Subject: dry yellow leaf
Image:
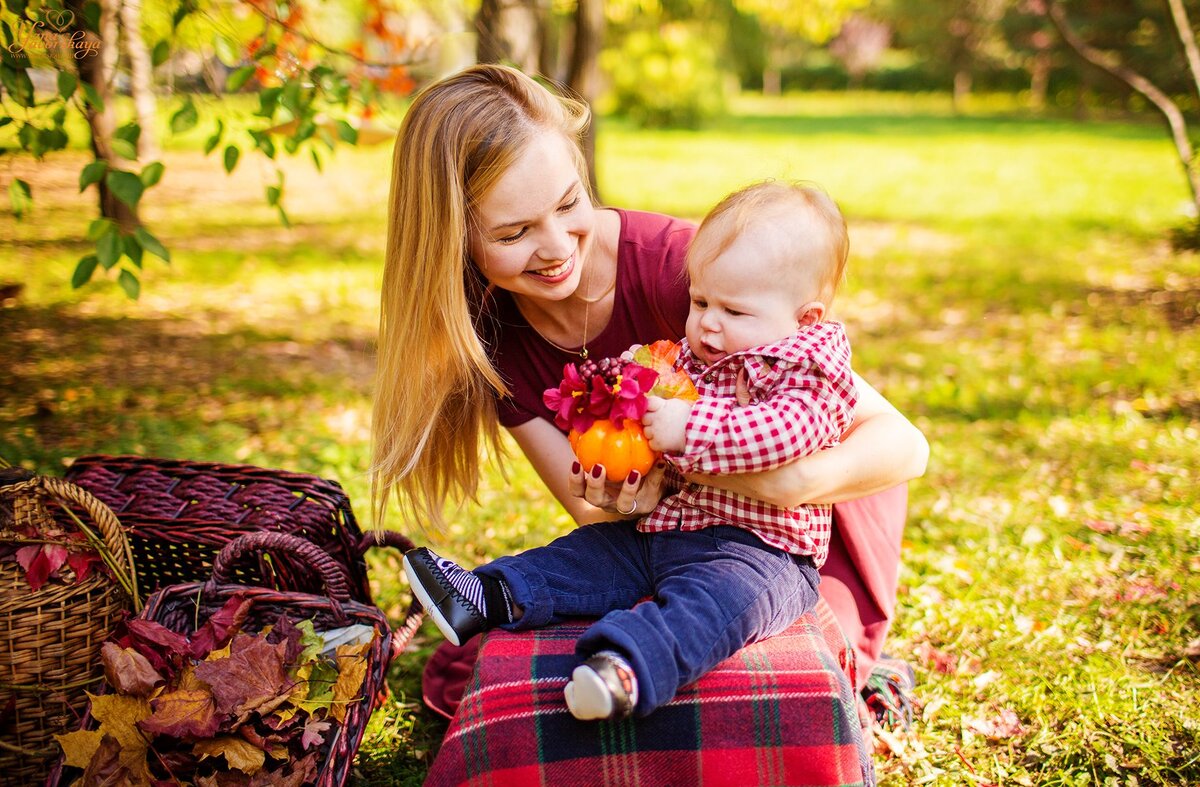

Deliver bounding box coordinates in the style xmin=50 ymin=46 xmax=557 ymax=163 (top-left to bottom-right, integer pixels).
xmin=54 ymin=729 xmax=104 ymax=768
xmin=193 ymin=735 xmax=267 ymax=775
xmin=330 ymin=640 xmax=372 ymax=724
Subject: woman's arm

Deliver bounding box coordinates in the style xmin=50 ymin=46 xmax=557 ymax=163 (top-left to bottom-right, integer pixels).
xmin=508 ymin=418 xmax=669 ymax=524
xmin=683 ymin=373 xmax=928 ymax=507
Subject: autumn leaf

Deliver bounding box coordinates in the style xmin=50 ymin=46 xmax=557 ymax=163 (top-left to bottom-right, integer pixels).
xmin=87 ymin=693 xmax=153 ymax=779
xmin=189 ymin=595 xmax=253 ymax=660
xmin=139 ymin=686 xmax=221 ymax=739
xmin=55 ymin=728 xmax=105 ymax=768
xmin=964 ymin=707 xmax=1025 ymax=740
xmin=193 ymin=735 xmax=267 ymax=775
xmin=115 ymin=619 xmax=191 ymax=673
xmin=101 ymin=642 xmax=164 ymax=696
xmin=329 ymin=640 xmax=372 ymax=723
xmin=295 ymin=657 xmax=338 ymax=717
xmin=79 ymin=733 xmax=143 ymax=786
xmin=194 ymin=633 xmax=293 ymax=722
xmin=15 ymin=543 xmax=68 ymax=590
xmin=299 ymin=717 xmax=330 ymax=750
xmin=632 ymin=340 xmax=699 ymax=401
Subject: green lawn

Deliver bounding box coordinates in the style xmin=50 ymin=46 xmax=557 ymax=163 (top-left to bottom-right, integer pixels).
xmin=2 ymin=92 xmax=1198 ymax=785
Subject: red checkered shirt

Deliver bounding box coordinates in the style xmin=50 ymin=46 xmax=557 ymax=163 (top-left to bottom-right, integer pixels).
xmin=639 ymin=322 xmax=857 ymax=566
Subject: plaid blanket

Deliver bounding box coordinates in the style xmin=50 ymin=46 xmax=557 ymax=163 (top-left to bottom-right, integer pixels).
xmin=425 ymin=600 xmax=875 ymax=787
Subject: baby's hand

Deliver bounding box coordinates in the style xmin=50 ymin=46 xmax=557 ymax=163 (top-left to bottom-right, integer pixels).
xmin=642 ymin=396 xmax=691 ymax=453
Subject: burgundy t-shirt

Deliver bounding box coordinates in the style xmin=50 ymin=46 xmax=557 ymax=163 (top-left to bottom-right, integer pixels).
xmin=483 ymin=208 xmax=696 ymax=429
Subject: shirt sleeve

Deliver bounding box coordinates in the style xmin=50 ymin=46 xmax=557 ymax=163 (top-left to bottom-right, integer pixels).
xmin=669 ymin=363 xmax=855 ymax=476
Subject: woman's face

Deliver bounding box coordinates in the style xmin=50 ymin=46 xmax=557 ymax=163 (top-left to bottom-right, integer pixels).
xmin=467 ymin=130 xmax=596 ymax=302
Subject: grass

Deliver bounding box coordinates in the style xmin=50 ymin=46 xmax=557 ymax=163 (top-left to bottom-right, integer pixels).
xmin=2 ymin=91 xmax=1198 ymax=785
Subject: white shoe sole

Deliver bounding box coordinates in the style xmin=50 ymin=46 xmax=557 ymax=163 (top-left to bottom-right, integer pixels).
xmin=564 ymin=664 xmax=615 ymax=720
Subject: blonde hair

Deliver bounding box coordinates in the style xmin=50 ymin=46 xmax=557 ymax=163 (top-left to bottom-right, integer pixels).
xmin=371 ymin=64 xmax=591 ymax=530
xmin=690 ymin=181 xmax=849 ymax=306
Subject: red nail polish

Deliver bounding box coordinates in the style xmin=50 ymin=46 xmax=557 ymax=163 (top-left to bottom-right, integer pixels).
xmin=571 ymin=461 xmax=581 ymax=475
xmin=591 ymin=464 xmax=604 ymax=479
xmin=627 ymin=470 xmax=640 ymax=484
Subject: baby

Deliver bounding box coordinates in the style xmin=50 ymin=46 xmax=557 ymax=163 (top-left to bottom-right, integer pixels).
xmin=405 ymin=181 xmax=857 ymax=721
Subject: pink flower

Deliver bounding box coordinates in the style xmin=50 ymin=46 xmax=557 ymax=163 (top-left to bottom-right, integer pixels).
xmin=608 ymin=363 xmax=658 ymax=426
xmin=543 ymin=363 xmax=589 ymax=432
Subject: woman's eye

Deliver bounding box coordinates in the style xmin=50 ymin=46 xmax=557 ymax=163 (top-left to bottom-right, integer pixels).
xmin=498 ymin=228 xmax=528 ymax=244
xmin=557 ymin=197 xmax=580 ymax=213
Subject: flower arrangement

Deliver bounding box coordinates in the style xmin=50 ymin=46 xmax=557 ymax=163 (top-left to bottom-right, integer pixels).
xmin=543 ymin=341 xmax=698 ymax=482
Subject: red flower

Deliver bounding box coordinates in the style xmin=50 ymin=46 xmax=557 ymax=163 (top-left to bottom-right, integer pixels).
xmin=608 ymin=363 xmax=658 ymax=426
xmin=544 ymin=357 xmax=660 ymax=432
xmin=543 ymin=363 xmax=590 ymax=432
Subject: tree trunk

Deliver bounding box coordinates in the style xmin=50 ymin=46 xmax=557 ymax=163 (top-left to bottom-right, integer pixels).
xmin=566 ymin=0 xmax=603 ymax=200
xmin=1029 ymin=50 xmax=1050 ymax=111
xmin=1044 ymin=0 xmax=1200 ymax=216
xmin=119 ymin=0 xmax=159 ymax=160
xmin=952 ymin=69 xmax=972 ymax=113
xmin=475 ymin=0 xmax=504 ymax=64
xmin=69 ymin=0 xmax=140 ymax=232
xmin=762 ymin=68 xmax=781 ymax=96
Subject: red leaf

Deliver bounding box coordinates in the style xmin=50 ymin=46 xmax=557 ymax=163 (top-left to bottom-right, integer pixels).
xmin=116 ymin=619 xmax=191 ymax=673
xmin=193 ymin=634 xmax=293 ymax=721
xmin=139 ymin=686 xmax=221 ymax=739
xmin=66 ymin=550 xmax=103 ymax=584
xmin=965 ymin=707 xmax=1025 ymax=740
xmin=15 ymin=544 xmax=67 ymax=591
xmin=189 ymin=595 xmax=253 ymax=660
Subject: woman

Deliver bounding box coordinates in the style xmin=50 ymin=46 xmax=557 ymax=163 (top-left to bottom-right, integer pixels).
xmin=371 ymin=64 xmax=928 ymax=717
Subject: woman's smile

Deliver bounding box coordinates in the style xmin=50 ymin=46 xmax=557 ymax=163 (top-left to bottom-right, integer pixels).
xmin=527 ymin=253 xmax=576 ymax=283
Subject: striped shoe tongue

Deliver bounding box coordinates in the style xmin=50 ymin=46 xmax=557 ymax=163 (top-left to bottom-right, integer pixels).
xmin=434 ymin=556 xmax=487 ymax=615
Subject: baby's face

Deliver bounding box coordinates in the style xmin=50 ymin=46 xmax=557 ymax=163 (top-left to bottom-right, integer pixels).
xmin=685 ymin=230 xmax=806 ymax=366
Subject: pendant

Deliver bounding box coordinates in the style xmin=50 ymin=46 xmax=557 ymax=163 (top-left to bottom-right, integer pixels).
xmin=579 ymin=348 xmax=589 ymax=360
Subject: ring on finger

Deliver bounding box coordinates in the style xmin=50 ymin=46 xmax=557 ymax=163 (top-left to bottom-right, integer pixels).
xmin=616 ymin=499 xmax=638 ymax=516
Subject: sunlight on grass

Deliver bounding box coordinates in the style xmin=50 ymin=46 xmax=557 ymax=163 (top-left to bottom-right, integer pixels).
xmin=2 ymin=93 xmax=1198 ymax=785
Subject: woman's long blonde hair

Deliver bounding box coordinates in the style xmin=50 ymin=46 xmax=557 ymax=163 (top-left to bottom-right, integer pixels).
xmin=372 ymin=64 xmax=591 ymax=530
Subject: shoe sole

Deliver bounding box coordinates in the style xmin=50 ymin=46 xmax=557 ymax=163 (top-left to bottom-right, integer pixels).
xmin=403 ymin=552 xmax=466 ymax=647
xmin=564 ymin=664 xmax=614 ymax=721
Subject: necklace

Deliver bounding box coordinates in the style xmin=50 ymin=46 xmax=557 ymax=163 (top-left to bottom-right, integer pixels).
xmin=524 ymin=259 xmax=613 ymax=359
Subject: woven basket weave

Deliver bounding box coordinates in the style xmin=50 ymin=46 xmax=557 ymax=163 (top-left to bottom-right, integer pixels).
xmin=64 ymin=454 xmax=423 ymax=655
xmin=0 ymin=470 xmax=135 ymax=787
xmin=48 ymin=531 xmax=398 ymax=787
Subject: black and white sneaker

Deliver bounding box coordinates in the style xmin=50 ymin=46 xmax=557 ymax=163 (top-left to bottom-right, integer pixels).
xmin=564 ymin=650 xmax=639 ymax=721
xmin=403 ymin=547 xmax=487 ymax=647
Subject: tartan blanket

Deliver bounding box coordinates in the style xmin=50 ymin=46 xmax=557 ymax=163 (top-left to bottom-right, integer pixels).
xmin=425 ymin=600 xmax=875 ymax=787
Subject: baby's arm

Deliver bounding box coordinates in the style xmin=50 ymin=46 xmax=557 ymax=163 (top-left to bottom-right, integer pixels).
xmin=671 ymin=364 xmax=854 ymax=477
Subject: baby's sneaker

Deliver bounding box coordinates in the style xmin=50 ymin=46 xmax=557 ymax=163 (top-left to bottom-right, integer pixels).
xmin=564 ymin=650 xmax=638 ymax=721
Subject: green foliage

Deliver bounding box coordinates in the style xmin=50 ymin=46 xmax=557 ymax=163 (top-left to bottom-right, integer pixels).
xmin=602 ymin=22 xmax=729 ymax=128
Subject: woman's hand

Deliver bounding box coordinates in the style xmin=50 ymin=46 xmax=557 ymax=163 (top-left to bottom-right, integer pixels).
xmin=568 ymin=459 xmax=669 ymax=521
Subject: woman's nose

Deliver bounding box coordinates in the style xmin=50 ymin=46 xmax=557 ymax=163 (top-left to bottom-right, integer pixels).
xmin=537 ymin=217 xmax=573 ymax=261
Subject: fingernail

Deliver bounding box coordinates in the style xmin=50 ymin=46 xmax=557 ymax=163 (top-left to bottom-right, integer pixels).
xmin=591 ymin=464 xmax=604 ymax=479
xmin=571 ymin=461 xmax=581 ymax=475
xmin=626 ymin=470 xmax=640 ymax=484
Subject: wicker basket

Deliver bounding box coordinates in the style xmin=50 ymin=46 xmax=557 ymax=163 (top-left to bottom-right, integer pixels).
xmin=48 ymin=531 xmax=400 ymax=787
xmin=65 ymin=454 xmax=423 ymax=658
xmin=0 ymin=469 xmax=136 ymax=787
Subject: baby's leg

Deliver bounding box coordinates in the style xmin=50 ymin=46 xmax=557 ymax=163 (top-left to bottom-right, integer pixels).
xmin=576 ymin=525 xmax=819 ymax=716
xmin=478 ymin=519 xmax=655 ymax=629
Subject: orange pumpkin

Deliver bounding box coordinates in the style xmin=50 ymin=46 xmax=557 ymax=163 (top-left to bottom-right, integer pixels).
xmin=568 ymin=419 xmax=658 ymax=483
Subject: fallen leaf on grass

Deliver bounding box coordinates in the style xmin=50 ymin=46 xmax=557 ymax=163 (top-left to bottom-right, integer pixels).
xmin=913 ymin=641 xmax=956 ymax=674
xmin=964 ymin=707 xmax=1025 ymax=740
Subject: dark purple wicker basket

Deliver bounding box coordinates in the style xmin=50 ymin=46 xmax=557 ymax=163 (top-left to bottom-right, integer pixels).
xmin=64 ymin=454 xmax=423 ymax=656
xmin=47 ymin=532 xmax=396 ymax=787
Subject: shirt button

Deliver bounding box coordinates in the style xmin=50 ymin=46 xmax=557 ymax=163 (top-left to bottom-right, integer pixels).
xmin=704 ymin=373 xmax=714 ymax=382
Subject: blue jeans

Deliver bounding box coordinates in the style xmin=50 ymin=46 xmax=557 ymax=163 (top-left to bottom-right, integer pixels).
xmin=476 ymin=520 xmax=820 ymax=717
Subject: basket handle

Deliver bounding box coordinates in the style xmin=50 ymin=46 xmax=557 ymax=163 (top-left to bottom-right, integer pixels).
xmin=356 ymin=530 xmax=425 ymax=655
xmin=210 ymin=531 xmax=352 ymax=601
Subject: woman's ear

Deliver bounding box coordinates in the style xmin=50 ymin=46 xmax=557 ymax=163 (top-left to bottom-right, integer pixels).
xmin=796 ymin=301 xmax=826 ymax=326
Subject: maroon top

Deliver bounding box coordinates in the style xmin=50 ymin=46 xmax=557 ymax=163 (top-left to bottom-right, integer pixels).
xmin=482 ymin=208 xmax=696 ymax=429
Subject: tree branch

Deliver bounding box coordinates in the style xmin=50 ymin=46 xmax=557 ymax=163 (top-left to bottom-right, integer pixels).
xmin=1167 ymin=0 xmax=1200 ymax=102
xmin=1041 ymin=0 xmax=1200 ymax=210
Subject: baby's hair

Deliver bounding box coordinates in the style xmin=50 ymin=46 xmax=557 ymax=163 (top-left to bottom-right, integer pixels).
xmin=690 ymin=180 xmax=849 ymax=304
